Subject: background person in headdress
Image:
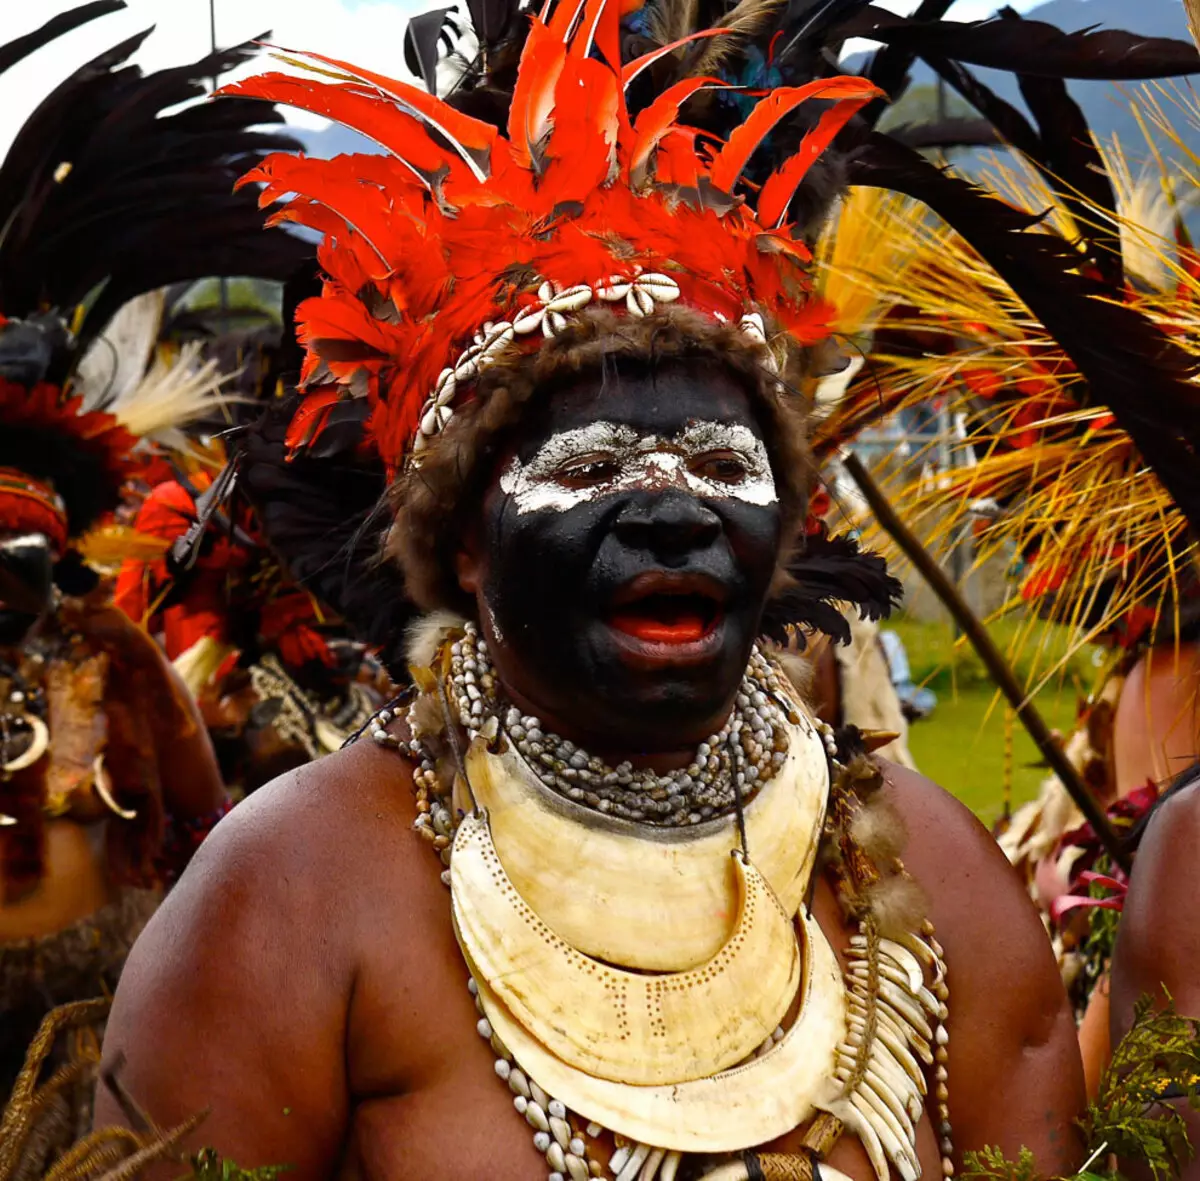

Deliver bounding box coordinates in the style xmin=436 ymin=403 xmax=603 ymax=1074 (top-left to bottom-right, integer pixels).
xmin=0 ymin=0 xmax=307 ymax=1155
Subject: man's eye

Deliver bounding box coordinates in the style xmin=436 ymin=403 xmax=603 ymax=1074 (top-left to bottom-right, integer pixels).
xmin=692 ymin=452 xmax=749 ymax=484
xmin=555 ymin=458 xmax=620 ymax=488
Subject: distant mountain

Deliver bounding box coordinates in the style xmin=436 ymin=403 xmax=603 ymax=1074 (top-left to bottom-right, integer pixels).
xmin=846 ymin=0 xmax=1200 ymax=163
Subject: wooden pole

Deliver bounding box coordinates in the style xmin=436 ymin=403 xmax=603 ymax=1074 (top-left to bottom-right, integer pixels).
xmin=842 ymin=450 xmax=1130 ymax=873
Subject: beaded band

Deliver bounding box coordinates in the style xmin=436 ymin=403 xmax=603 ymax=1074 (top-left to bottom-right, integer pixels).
xmin=410 ymin=269 xmax=779 ymax=459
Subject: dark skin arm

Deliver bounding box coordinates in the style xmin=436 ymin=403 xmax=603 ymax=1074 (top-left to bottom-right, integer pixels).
xmin=1110 ymin=781 xmax=1200 ymax=1181
xmin=93 ymin=745 xmax=388 ymax=1176
xmin=885 ymin=763 xmax=1087 ymax=1175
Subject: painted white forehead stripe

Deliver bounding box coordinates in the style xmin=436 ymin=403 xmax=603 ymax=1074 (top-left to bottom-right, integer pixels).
xmin=499 ymin=420 xmax=778 ymax=515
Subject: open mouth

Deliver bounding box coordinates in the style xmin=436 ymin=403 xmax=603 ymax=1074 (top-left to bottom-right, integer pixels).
xmin=607 ymin=574 xmax=727 ymax=646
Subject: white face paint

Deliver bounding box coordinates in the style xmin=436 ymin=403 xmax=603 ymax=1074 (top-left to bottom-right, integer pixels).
xmin=498 ymin=420 xmax=778 ymax=515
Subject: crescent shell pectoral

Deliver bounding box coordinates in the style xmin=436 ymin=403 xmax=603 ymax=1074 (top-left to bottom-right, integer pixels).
xmin=467 ymin=908 xmax=847 ymax=1154
xmin=1 ymin=712 xmax=49 ymax=774
xmin=451 ymin=811 xmax=801 ymax=1087
xmin=466 ymin=705 xmax=829 ymax=971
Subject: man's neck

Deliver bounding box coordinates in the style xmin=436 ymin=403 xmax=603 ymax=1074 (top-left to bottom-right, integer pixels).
xmin=495 ymin=677 xmax=729 ymax=773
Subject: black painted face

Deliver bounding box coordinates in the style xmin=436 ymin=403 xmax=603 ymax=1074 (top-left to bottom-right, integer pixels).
xmin=458 ymin=361 xmax=783 ymax=753
xmin=0 ymin=531 xmax=54 ymax=648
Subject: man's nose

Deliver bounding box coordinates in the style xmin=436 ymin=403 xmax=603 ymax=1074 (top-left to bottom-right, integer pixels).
xmin=612 ymin=489 xmax=721 ymax=560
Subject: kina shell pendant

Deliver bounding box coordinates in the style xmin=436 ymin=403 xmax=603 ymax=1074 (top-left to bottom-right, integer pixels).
xmin=465 ymin=706 xmax=829 ymax=972
xmin=465 ymin=904 xmax=847 ymax=1154
xmin=451 ymin=811 xmax=801 ymax=1086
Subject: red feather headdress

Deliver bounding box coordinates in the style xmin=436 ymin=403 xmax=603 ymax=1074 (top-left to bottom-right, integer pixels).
xmin=224 ymin=0 xmax=880 ymax=474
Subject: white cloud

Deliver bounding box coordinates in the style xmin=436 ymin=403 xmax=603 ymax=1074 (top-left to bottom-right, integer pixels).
xmin=0 ymin=0 xmax=428 ymax=153
xmin=0 ymin=0 xmax=1045 ymax=156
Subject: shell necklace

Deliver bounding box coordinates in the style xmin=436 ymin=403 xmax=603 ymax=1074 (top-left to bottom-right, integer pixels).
xmin=446 ymin=622 xmax=793 ymax=826
xmin=376 ymin=626 xmax=954 ymax=1181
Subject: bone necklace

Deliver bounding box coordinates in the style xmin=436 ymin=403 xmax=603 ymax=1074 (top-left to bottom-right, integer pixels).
xmin=383 ymin=630 xmax=954 ymax=1181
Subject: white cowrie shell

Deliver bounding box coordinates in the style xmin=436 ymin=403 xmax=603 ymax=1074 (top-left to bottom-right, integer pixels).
xmin=637 ymin=273 xmax=680 ymax=301
xmin=537 ymin=279 xmax=558 ymax=302
xmin=412 ymin=430 xmax=429 ymax=452
xmin=627 ymin=286 xmax=655 ymax=317
xmin=420 ymin=405 xmax=440 ymax=437
xmin=512 ymin=306 xmax=545 ymax=334
xmin=435 ymin=405 xmax=453 ymax=430
xmin=739 ymin=311 xmax=767 ymax=341
xmin=434 ymin=366 xmax=456 ymax=397
xmin=481 ymin=321 xmax=515 ymax=353
xmin=454 ymin=356 xmax=479 ymax=382
xmin=596 ymin=276 xmax=632 ymax=301
xmin=546 ymin=284 xmax=593 ymax=313
xmin=543 ymin=309 xmax=569 ymax=336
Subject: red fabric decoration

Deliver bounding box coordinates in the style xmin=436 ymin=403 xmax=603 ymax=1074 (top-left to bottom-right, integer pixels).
xmin=0 ymin=379 xmax=150 ymax=535
xmin=221 ymin=8 xmax=879 ymax=470
xmin=0 ymin=467 xmax=68 ymax=551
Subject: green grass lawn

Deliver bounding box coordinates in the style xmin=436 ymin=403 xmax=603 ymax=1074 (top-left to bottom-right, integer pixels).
xmin=888 ymin=615 xmax=1103 ymax=825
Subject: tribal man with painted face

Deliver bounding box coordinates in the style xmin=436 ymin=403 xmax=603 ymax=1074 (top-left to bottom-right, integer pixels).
xmin=98 ymin=8 xmax=1085 ymax=1180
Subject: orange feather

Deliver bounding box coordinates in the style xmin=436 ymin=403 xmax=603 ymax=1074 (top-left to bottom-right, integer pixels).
xmin=630 ymin=77 xmax=718 ymax=182
xmin=220 ymin=74 xmax=462 ymax=183
xmin=572 ymin=0 xmax=620 ymax=74
xmin=544 ymin=57 xmax=621 ymax=196
xmin=284 ymin=387 xmax=343 ymax=453
xmin=276 ymin=48 xmax=497 ymax=172
xmin=709 ymin=76 xmax=882 ymax=196
xmin=548 ymin=0 xmax=589 ymax=41
xmin=757 ymin=87 xmax=882 ymax=227
xmin=507 ymin=17 xmax=568 ymax=170
xmin=621 ymin=29 xmax=729 ymax=86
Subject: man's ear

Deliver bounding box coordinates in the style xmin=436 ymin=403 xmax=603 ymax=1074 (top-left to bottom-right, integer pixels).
xmin=455 ymin=547 xmax=482 ymax=595
xmin=455 ymin=516 xmax=484 ymax=595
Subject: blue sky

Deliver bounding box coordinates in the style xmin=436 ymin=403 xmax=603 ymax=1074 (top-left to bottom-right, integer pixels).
xmin=0 ymin=0 xmax=1046 ymax=155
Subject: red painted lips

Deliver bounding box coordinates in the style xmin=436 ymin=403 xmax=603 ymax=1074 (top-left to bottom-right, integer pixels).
xmin=606 ymin=572 xmax=728 ymax=647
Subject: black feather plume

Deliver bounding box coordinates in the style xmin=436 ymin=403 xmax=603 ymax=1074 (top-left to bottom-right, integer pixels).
xmin=837 ymin=5 xmax=1200 ymax=79
xmin=0 ymin=1 xmax=125 ymax=77
xmin=0 ymin=10 xmax=309 ymax=349
xmin=239 ymin=398 xmax=413 ymax=679
xmin=846 ymin=133 xmax=1200 ymax=534
xmin=761 ymin=529 xmax=903 ymax=646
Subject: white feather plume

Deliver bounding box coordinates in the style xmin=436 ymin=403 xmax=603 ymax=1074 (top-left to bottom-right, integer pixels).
xmin=112 ymin=341 xmax=239 ymax=450
xmin=75 ymin=290 xmax=166 ymax=411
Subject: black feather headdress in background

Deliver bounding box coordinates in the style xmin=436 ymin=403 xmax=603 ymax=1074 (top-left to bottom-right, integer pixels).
xmin=0 ymin=1 xmax=310 ymax=538
xmin=0 ymin=0 xmax=308 ymax=365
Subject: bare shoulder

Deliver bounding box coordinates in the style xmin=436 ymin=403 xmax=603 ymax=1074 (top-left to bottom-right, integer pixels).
xmin=95 ymin=737 xmax=421 ymax=1169
xmin=878 ymin=761 xmax=1085 ymax=1171
xmin=1112 ymin=779 xmax=1200 ymax=1030
xmin=164 ymin=734 xmax=420 ymax=925
xmin=880 ymin=759 xmax=1025 ymax=894
xmin=879 ymin=758 xmax=1062 ymax=1007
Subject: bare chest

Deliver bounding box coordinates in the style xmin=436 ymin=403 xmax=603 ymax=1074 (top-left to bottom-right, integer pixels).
xmin=340 ymin=852 xmax=943 ymax=1181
